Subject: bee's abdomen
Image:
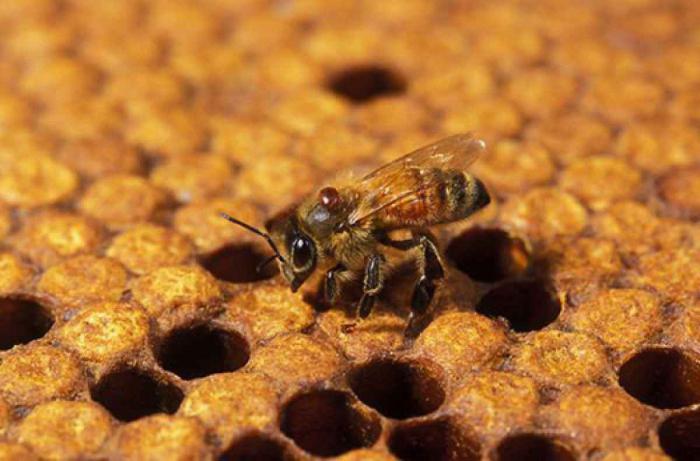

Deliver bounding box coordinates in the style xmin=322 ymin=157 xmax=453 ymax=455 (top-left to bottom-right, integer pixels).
xmin=441 ymin=169 xmax=490 ymax=222
xmin=378 ymin=168 xmax=490 ymax=229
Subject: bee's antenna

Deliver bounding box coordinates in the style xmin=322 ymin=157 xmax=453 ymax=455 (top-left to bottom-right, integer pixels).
xmin=219 ymin=212 xmax=286 ymax=265
xmin=255 ymin=254 xmax=278 ymax=274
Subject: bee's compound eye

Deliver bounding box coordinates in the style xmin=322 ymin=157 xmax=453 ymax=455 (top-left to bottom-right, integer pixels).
xmin=318 ymin=187 xmax=341 ymax=210
xmin=292 ymin=236 xmax=313 ymax=269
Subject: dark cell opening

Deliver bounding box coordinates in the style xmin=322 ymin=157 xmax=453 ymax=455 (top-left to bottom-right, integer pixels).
xmin=618 ymin=347 xmax=700 ymax=409
xmin=201 ymin=243 xmax=278 ymax=283
xmin=476 ymin=279 xmax=561 ymax=332
xmin=327 ymin=65 xmax=407 ymax=103
xmin=348 ymin=358 xmax=445 ymax=419
xmin=220 ymin=433 xmax=290 ymax=461
xmin=446 ymin=228 xmax=529 ymax=283
xmin=492 ymin=433 xmax=577 ymax=461
xmin=280 ymin=389 xmax=381 ymax=457
xmin=0 ymin=297 xmax=53 ymax=350
xmin=658 ymin=409 xmax=700 ymax=461
xmin=157 ymin=324 xmax=250 ymax=380
xmin=388 ymin=417 xmax=481 ymax=461
xmin=90 ymin=367 xmax=183 ymax=422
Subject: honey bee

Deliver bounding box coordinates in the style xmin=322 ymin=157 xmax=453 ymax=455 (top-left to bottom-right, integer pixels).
xmin=221 ymin=134 xmax=490 ymax=336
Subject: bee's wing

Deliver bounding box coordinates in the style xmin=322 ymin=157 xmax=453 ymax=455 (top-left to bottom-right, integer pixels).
xmin=347 ymin=133 xmax=485 ymax=226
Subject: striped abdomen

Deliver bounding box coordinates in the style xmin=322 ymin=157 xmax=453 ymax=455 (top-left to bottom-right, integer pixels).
xmin=375 ymin=168 xmax=491 ymax=229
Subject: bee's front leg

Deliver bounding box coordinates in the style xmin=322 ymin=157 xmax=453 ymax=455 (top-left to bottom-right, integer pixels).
xmin=357 ymin=254 xmax=385 ymax=318
xmin=324 ymin=263 xmax=346 ymax=304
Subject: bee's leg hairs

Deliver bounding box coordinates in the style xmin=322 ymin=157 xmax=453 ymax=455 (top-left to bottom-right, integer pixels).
xmin=358 ymin=253 xmax=385 ymax=318
xmin=324 ymin=263 xmax=347 ymax=304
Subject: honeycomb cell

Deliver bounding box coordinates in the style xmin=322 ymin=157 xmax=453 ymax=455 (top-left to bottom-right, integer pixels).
xmin=590 ymin=201 xmax=661 ymax=255
xmin=549 ymin=237 xmax=623 ymax=291
xmin=150 ymin=154 xmax=233 ymax=203
xmin=57 ymin=302 xmax=150 ymax=365
xmin=125 ymin=105 xmax=207 ymax=158
xmin=37 ymin=255 xmax=127 ymax=307
xmin=569 ymin=289 xmax=662 ymax=353
xmin=0 ymin=253 xmax=33 ymax=295
xmin=446 ymin=227 xmax=529 ymax=283
xmin=505 ymin=67 xmax=578 ymax=119
xmin=235 ymin=153 xmax=320 ymax=205
xmin=200 ymin=243 xmax=278 ymax=284
xmin=109 ymin=415 xmax=210 ymax=461
xmin=476 ymin=280 xmax=561 ymax=332
xmin=294 ymin=122 xmax=379 ymax=172
xmin=106 ymin=224 xmax=193 ymax=275
xmin=414 ymin=311 xmax=508 ymax=375
xmin=0 ymin=153 xmax=78 ymax=208
xmin=511 ymin=330 xmax=610 ymax=386
xmin=316 ymin=310 xmax=405 ymax=362
xmin=179 ymin=372 xmax=278 ymax=446
xmin=442 ymin=97 xmax=523 ymax=141
xmin=327 ymin=64 xmax=407 ymax=103
xmin=12 ymin=211 xmax=103 ymax=268
xmin=492 ymin=433 xmax=577 ymax=461
xmin=388 ymin=416 xmax=481 ymax=461
xmin=271 ymin=90 xmax=348 ymax=136
xmin=412 ymin=64 xmax=495 ymax=111
xmin=449 ymin=371 xmax=539 ymax=436
xmin=220 ymin=433 xmax=293 ymax=461
xmin=614 ymin=120 xmax=700 ymax=174
xmin=280 ymin=389 xmax=381 ymax=457
xmin=174 ymin=197 xmax=263 ymax=254
xmin=657 ymin=167 xmax=700 ymax=219
xmin=582 ymin=74 xmax=665 ymax=124
xmin=559 ymin=157 xmax=643 ymax=210
xmin=17 ymin=400 xmax=112 ymax=460
xmin=618 ymin=347 xmax=700 ymax=409
xmin=543 ymin=386 xmax=651 ymax=449
xmin=472 ymin=139 xmax=555 ymax=193
xmin=631 ymin=248 xmax=700 ymax=302
xmin=156 ymin=324 xmax=249 ymax=380
xmin=0 ymin=345 xmax=83 ymax=407
xmin=0 ymin=297 xmax=53 ymax=350
xmin=209 ymin=119 xmax=290 ymax=167
xmin=500 ymin=188 xmax=588 ymax=242
xmin=90 ymin=367 xmax=183 ymax=422
xmin=348 ymin=358 xmax=445 ymax=419
xmin=225 ymin=284 xmax=313 ymax=342
xmin=79 ymin=174 xmax=169 ymax=229
xmin=248 ymin=334 xmax=344 ymax=386
xmin=527 ymin=113 xmax=613 ymax=166
xmin=354 ymin=98 xmax=431 ymax=138
xmin=55 ymin=137 xmax=143 ymax=179
xmin=658 ymin=408 xmax=700 ymax=461
xmin=130 ymin=265 xmax=222 ymax=317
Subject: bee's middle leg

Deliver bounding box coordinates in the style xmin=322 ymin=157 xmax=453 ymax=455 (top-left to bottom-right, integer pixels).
xmin=358 ymin=254 xmax=385 ymax=319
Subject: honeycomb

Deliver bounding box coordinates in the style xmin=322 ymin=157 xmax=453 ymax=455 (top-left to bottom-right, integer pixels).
xmin=0 ymin=0 xmax=699 ymax=460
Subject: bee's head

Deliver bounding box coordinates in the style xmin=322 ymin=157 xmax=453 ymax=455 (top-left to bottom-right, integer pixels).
xmin=219 ymin=210 xmax=317 ymax=293
xmin=271 ymin=215 xmax=317 ymax=292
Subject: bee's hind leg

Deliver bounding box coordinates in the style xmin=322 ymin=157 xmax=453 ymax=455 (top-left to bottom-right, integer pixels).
xmin=357 ymin=254 xmax=385 ymax=319
xmin=406 ymin=233 xmax=445 ymax=337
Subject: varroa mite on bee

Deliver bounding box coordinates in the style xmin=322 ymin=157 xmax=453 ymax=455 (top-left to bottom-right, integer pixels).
xmin=222 ymin=133 xmax=491 ymax=336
